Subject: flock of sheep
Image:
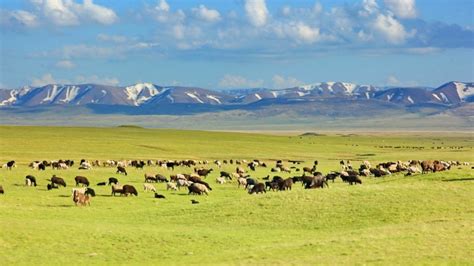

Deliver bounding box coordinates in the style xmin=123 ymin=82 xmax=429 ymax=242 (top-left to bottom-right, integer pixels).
xmin=0 ymin=158 xmax=469 ymax=206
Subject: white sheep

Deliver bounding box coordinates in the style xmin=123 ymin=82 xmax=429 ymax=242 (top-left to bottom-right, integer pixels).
xmin=143 ymin=183 xmax=156 ymax=192
xmin=166 ymin=182 xmax=178 ymax=191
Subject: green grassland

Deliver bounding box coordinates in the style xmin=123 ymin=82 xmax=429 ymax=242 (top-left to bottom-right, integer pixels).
xmin=0 ymin=126 xmax=473 ymax=265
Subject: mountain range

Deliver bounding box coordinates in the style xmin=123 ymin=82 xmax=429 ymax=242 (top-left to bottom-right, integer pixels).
xmin=0 ymin=81 xmax=473 ymax=117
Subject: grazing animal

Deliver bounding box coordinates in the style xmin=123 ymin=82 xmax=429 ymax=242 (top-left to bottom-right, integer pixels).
xmin=216 ymin=177 xmax=226 ymax=184
xmin=279 ymin=178 xmax=293 ymax=191
xmin=47 ymin=184 xmax=58 ymax=190
xmin=245 ymin=178 xmax=256 ymax=189
xmin=111 ymin=184 xmax=123 ymax=196
xmin=121 ymin=185 xmax=138 ymax=196
xmin=220 ymin=171 xmax=232 ymax=180
xmin=97 ymin=182 xmax=106 ymax=186
xmin=248 ymin=183 xmax=266 ymax=194
xmin=38 ymin=163 xmax=46 ymax=171
xmin=73 ymin=191 xmax=91 ymax=206
xmin=191 ymin=199 xmax=199 ymax=204
xmin=155 ymin=174 xmax=169 ymax=183
xmin=188 ymin=176 xmax=212 ymax=191
xmin=143 ymin=183 xmax=157 ymax=192
xmin=196 ymin=168 xmax=213 ymax=177
xmin=347 ymin=175 xmax=362 ymax=185
xmin=108 ymin=177 xmax=119 ymax=185
xmin=85 ymin=188 xmax=96 ymax=197
xmin=6 ymin=160 xmax=16 ymax=170
xmin=166 ymin=182 xmax=178 ymax=191
xmin=51 ymin=176 xmax=66 ymax=187
xmin=325 ymin=172 xmax=339 ymax=182
xmin=25 ymin=175 xmax=37 ymax=186
xmin=154 ymin=193 xmax=166 ymax=199
xmin=188 ymin=183 xmax=209 ymax=195
xmin=74 ymin=176 xmax=90 ymax=187
xmin=144 ymin=173 xmax=158 ymax=183
xmin=177 ymin=179 xmax=192 ymax=190
xmin=237 ymin=177 xmax=247 ymax=188
xmin=116 ymin=166 xmax=128 ymax=175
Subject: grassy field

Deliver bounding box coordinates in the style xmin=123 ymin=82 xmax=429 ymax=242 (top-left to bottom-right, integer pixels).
xmin=0 ymin=125 xmax=473 ymax=265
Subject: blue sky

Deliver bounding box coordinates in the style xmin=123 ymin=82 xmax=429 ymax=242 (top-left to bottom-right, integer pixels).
xmin=0 ymin=0 xmax=473 ymax=89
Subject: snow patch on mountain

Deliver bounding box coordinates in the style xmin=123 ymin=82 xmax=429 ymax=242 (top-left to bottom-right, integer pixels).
xmin=186 ymin=92 xmax=204 ymax=103
xmin=60 ymin=86 xmax=80 ymax=103
xmin=42 ymin=85 xmax=61 ymax=103
xmin=454 ymin=82 xmax=474 ymax=100
xmin=206 ymin=95 xmax=221 ymax=104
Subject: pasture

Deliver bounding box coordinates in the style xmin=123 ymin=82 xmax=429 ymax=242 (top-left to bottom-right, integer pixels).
xmin=0 ymin=125 xmax=473 ymax=265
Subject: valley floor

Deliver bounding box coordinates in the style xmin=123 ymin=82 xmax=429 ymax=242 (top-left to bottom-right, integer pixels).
xmin=0 ymin=126 xmax=473 ymax=265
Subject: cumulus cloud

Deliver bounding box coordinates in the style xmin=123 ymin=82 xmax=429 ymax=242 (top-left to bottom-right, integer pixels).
xmin=31 ymin=73 xmax=63 ymax=87
xmin=359 ymin=0 xmax=379 ymax=17
xmin=218 ymin=74 xmax=264 ymax=88
xmin=386 ymin=75 xmax=401 ymax=86
xmin=55 ymin=60 xmax=75 ymax=69
xmin=244 ymin=0 xmax=269 ymax=27
xmin=192 ymin=5 xmax=221 ymax=23
xmin=155 ymin=0 xmax=170 ymax=12
xmin=272 ymin=75 xmax=304 ymax=89
xmin=384 ymin=0 xmax=417 ymax=19
xmin=372 ymin=13 xmax=414 ymax=44
xmin=31 ymin=0 xmax=117 ymax=26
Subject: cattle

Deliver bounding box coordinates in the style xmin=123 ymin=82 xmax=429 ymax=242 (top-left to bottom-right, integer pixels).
xmin=121 ymin=185 xmax=138 ymax=196
xmin=51 ymin=175 xmax=66 ymax=187
xmin=0 ymin=185 xmax=4 ymax=194
xmin=6 ymin=160 xmax=16 ymax=170
xmin=166 ymin=182 xmax=178 ymax=191
xmin=73 ymin=191 xmax=91 ymax=206
xmin=188 ymin=183 xmax=209 ymax=195
xmin=108 ymin=177 xmax=119 ymax=185
xmin=154 ymin=193 xmax=166 ymax=199
xmin=25 ymin=175 xmax=37 ymax=187
xmin=216 ymin=177 xmax=226 ymax=184
xmin=279 ymin=178 xmax=293 ymax=191
xmin=111 ymin=184 xmax=123 ymax=196
xmin=74 ymin=176 xmax=90 ymax=187
xmin=248 ymin=183 xmax=266 ymax=194
xmin=116 ymin=166 xmax=128 ymax=175
xmin=143 ymin=183 xmax=156 ymax=192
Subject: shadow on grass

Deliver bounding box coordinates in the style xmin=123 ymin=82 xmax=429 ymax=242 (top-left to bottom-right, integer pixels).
xmin=442 ymin=178 xmax=474 ymax=182
xmin=45 ymin=204 xmax=74 ymax=208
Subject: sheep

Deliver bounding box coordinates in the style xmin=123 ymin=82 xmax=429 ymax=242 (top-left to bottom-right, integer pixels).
xmin=166 ymin=182 xmax=178 ymax=191
xmin=188 ymin=183 xmax=209 ymax=195
xmin=111 ymin=184 xmax=123 ymax=196
xmin=72 ymin=187 xmax=87 ymax=197
xmin=216 ymin=177 xmax=226 ymax=184
xmin=177 ymin=179 xmax=192 ymax=190
xmin=143 ymin=183 xmax=156 ymax=192
xmin=237 ymin=177 xmax=247 ymax=188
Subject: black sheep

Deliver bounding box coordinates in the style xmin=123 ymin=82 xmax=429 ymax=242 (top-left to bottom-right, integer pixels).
xmin=25 ymin=175 xmax=37 ymax=186
xmin=108 ymin=177 xmax=119 ymax=185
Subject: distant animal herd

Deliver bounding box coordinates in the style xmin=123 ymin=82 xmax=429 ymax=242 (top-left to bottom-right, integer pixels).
xmin=0 ymin=158 xmax=471 ymax=206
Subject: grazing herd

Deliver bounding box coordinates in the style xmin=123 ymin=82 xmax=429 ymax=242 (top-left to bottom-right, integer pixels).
xmin=0 ymin=158 xmax=470 ymax=207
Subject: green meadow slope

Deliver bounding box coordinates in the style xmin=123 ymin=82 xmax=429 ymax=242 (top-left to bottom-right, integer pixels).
xmin=0 ymin=126 xmax=473 ymax=265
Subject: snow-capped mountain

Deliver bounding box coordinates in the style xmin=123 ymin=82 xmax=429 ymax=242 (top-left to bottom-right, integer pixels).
xmin=0 ymin=81 xmax=472 ymax=110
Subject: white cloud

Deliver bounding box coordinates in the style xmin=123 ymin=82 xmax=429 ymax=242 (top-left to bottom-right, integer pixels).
xmin=218 ymin=74 xmax=264 ymax=88
xmin=359 ymin=0 xmax=379 ymax=17
xmin=386 ymin=75 xmax=400 ymax=86
xmin=192 ymin=5 xmax=221 ymax=23
xmin=155 ymin=0 xmax=170 ymax=12
xmin=55 ymin=60 xmax=75 ymax=69
xmin=272 ymin=75 xmax=304 ymax=89
xmin=372 ymin=13 xmax=413 ymax=44
xmin=244 ymin=0 xmax=269 ymax=27
xmin=31 ymin=0 xmax=117 ymax=26
xmin=31 ymin=73 xmax=69 ymax=87
xmin=1 ymin=10 xmax=39 ymax=28
xmin=274 ymin=22 xmax=321 ymax=44
xmin=384 ymin=0 xmax=417 ymax=19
